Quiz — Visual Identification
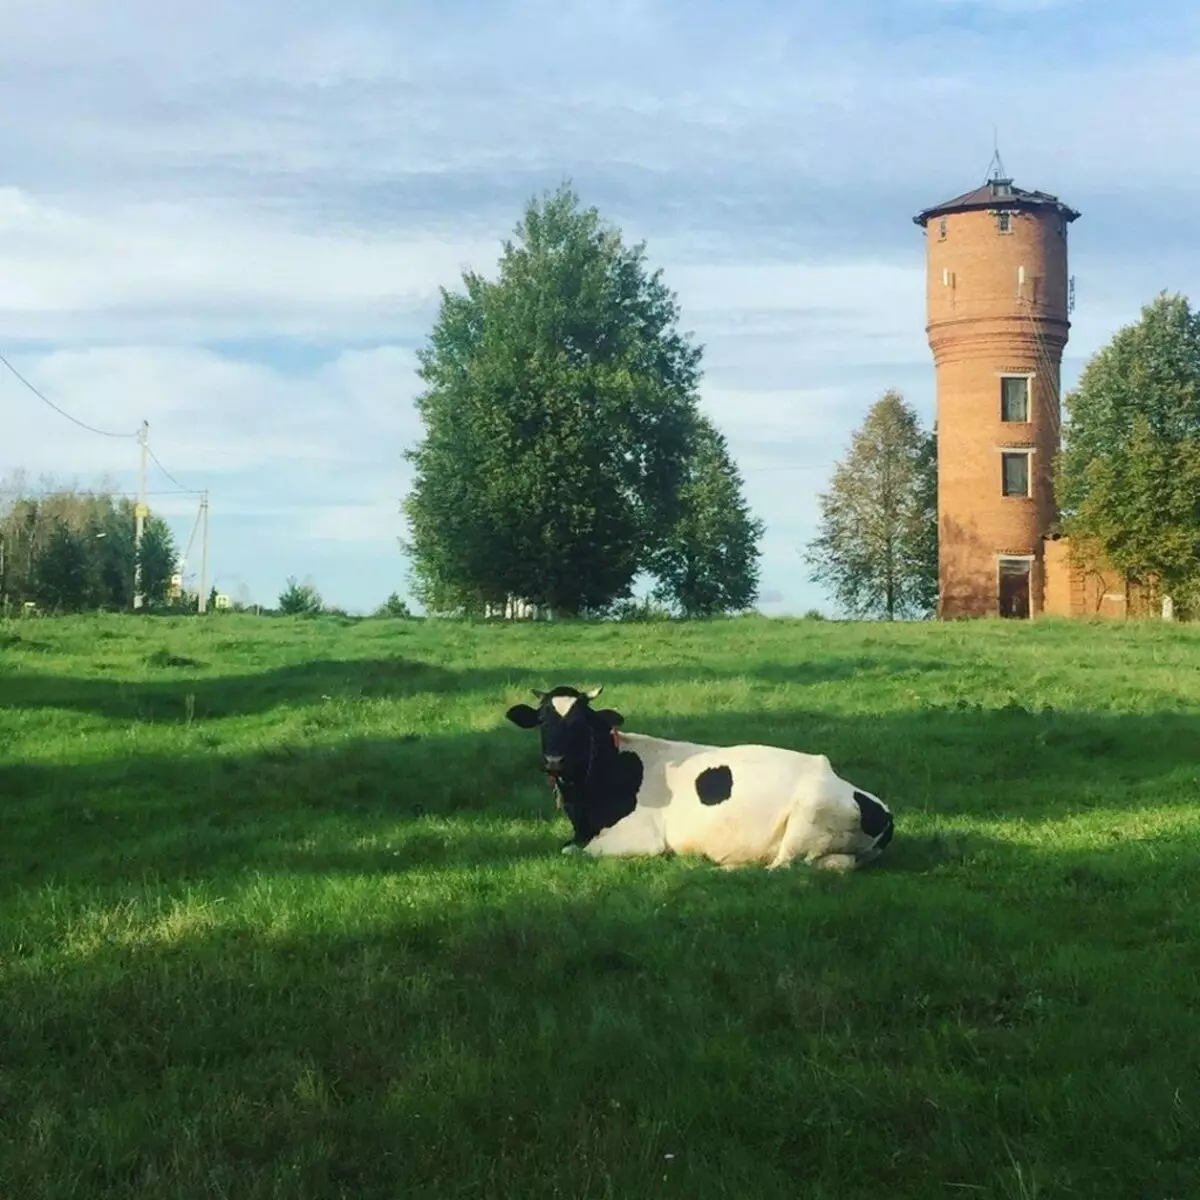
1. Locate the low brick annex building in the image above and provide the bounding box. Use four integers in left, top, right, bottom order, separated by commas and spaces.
913, 163, 1157, 620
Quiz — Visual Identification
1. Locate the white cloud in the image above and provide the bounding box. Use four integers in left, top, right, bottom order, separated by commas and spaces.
700, 386, 858, 449
671, 262, 924, 317
0, 189, 499, 343
301, 504, 404, 544
3, 344, 423, 484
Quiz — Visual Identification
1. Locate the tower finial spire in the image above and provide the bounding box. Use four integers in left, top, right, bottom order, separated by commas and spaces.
986, 127, 1008, 183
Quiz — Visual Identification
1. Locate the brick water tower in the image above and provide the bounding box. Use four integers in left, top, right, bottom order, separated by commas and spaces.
913, 155, 1080, 619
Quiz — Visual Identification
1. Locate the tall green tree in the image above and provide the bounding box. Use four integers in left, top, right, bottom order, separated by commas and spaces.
803, 389, 938, 620
910, 421, 939, 616
138, 515, 178, 606
649, 417, 765, 617
402, 182, 704, 617
1057, 291, 1200, 606
90, 498, 137, 609
33, 519, 91, 611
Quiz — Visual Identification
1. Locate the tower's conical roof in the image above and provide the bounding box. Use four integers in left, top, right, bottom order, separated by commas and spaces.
913, 176, 1080, 228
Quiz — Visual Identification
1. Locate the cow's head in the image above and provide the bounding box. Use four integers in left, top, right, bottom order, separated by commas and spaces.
505, 685, 625, 781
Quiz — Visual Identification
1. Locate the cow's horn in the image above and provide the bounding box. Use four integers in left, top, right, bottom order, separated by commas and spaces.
585, 685, 603, 700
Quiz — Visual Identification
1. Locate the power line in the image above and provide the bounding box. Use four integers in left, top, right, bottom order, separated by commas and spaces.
145, 442, 196, 493
0, 352, 138, 440
0, 350, 203, 495
178, 499, 204, 572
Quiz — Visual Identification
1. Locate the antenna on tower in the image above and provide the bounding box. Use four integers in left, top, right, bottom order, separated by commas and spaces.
986, 127, 1008, 184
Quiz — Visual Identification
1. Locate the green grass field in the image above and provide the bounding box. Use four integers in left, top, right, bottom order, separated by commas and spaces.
2, 612, 1199, 1199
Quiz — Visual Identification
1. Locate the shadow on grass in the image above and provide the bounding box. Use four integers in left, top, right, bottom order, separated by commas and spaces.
2, 828, 1197, 1200
0, 651, 954, 721
0, 657, 464, 721
2, 699, 1199, 896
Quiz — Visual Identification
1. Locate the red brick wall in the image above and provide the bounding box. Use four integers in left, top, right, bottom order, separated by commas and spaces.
1042, 536, 1160, 618
921, 202, 1073, 618
1041, 537, 1073, 615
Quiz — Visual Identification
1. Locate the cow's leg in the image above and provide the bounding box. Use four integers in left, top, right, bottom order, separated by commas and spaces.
809, 852, 860, 871
766, 843, 802, 870
769, 844, 862, 871
766, 797, 859, 871
765, 811, 816, 870
580, 814, 665, 858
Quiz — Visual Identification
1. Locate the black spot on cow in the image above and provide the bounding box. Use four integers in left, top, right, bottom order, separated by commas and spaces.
853, 789, 894, 848
695, 765, 734, 806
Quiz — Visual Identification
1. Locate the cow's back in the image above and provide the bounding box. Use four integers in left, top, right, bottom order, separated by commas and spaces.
643, 739, 840, 864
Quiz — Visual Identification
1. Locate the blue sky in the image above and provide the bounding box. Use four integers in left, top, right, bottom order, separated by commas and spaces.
2, 0, 1197, 614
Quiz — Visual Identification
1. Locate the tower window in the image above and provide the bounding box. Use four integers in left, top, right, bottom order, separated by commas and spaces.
997, 212, 1012, 233
1001, 451, 1031, 497
1001, 376, 1030, 422
938, 216, 947, 240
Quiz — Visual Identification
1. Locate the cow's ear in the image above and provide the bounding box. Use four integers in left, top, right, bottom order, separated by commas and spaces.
584, 685, 603, 700
506, 704, 542, 729
595, 708, 624, 728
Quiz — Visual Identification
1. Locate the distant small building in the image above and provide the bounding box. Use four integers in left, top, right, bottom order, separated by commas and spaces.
214, 593, 231, 610
484, 595, 544, 620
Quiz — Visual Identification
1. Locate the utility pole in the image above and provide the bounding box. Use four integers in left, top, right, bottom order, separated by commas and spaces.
133, 420, 149, 609
198, 490, 210, 613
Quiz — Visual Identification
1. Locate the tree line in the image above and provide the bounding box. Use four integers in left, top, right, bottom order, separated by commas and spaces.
0, 478, 180, 614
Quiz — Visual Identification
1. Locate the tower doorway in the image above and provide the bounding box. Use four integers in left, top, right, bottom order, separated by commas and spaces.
998, 557, 1032, 619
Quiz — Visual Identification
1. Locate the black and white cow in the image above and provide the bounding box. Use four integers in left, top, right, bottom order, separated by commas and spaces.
505, 684, 895, 870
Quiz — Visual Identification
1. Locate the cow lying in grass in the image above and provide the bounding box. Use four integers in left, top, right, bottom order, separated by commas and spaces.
505, 685, 894, 871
